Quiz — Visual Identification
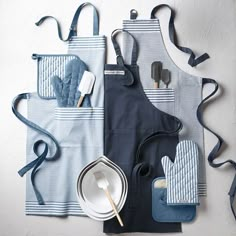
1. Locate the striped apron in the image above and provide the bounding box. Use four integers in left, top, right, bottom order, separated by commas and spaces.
122, 5, 208, 197
12, 3, 105, 216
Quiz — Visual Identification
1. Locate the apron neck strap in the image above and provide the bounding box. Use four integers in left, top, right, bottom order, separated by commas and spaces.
150, 4, 209, 67
70, 2, 99, 36
111, 29, 138, 66
35, 2, 99, 42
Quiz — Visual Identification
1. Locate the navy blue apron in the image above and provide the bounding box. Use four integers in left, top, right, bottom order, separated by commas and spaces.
103, 29, 183, 233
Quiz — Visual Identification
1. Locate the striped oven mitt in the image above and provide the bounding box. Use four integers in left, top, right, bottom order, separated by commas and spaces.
161, 140, 199, 205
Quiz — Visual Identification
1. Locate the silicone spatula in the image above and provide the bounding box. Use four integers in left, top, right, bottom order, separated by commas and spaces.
77, 71, 96, 107
151, 61, 162, 88
161, 69, 171, 88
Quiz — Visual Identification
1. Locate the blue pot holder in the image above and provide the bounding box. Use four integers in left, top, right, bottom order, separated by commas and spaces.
152, 177, 196, 222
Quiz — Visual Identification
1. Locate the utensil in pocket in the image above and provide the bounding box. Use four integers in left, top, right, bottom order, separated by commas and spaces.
94, 171, 124, 227
77, 71, 96, 107
161, 69, 171, 88
151, 61, 162, 88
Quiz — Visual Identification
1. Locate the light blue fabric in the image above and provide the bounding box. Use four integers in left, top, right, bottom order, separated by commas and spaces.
152, 178, 196, 222
51, 58, 91, 107
161, 140, 199, 205
34, 54, 79, 99
68, 36, 106, 107
24, 93, 103, 216
15, 2, 106, 216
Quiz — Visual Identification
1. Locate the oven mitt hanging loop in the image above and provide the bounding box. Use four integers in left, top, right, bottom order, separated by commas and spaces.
51, 58, 91, 107
161, 140, 199, 205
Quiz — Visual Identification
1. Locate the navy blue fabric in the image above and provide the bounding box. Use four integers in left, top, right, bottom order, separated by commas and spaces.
152, 178, 196, 222
150, 4, 209, 67
12, 93, 60, 204
35, 2, 99, 42
103, 29, 182, 233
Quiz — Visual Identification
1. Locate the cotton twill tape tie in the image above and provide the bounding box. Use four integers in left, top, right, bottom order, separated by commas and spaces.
150, 4, 209, 67
130, 121, 183, 208
197, 78, 236, 220
12, 93, 60, 204
35, 2, 99, 41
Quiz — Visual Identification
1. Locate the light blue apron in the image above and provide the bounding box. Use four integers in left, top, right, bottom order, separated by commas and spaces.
12, 3, 105, 216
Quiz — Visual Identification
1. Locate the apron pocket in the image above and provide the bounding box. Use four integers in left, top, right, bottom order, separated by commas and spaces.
152, 178, 196, 222
55, 107, 104, 148
144, 88, 175, 115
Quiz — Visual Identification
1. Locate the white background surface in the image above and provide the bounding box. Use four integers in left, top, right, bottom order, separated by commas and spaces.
1, 0, 236, 235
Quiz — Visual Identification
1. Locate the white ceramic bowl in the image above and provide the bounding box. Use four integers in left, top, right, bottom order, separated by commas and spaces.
76, 156, 128, 221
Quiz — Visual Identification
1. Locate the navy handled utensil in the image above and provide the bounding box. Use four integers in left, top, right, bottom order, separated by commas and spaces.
161, 69, 171, 88
151, 61, 162, 88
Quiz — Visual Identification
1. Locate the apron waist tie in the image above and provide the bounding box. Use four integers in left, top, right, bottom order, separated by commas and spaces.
129, 120, 183, 208
197, 78, 236, 220
12, 93, 60, 205
129, 162, 152, 209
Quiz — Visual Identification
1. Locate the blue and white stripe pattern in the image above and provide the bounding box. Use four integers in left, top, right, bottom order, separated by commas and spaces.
26, 201, 86, 216
144, 88, 175, 103
38, 55, 77, 99
161, 140, 199, 205
55, 107, 104, 120
68, 36, 106, 50
123, 19, 161, 32
67, 35, 106, 108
